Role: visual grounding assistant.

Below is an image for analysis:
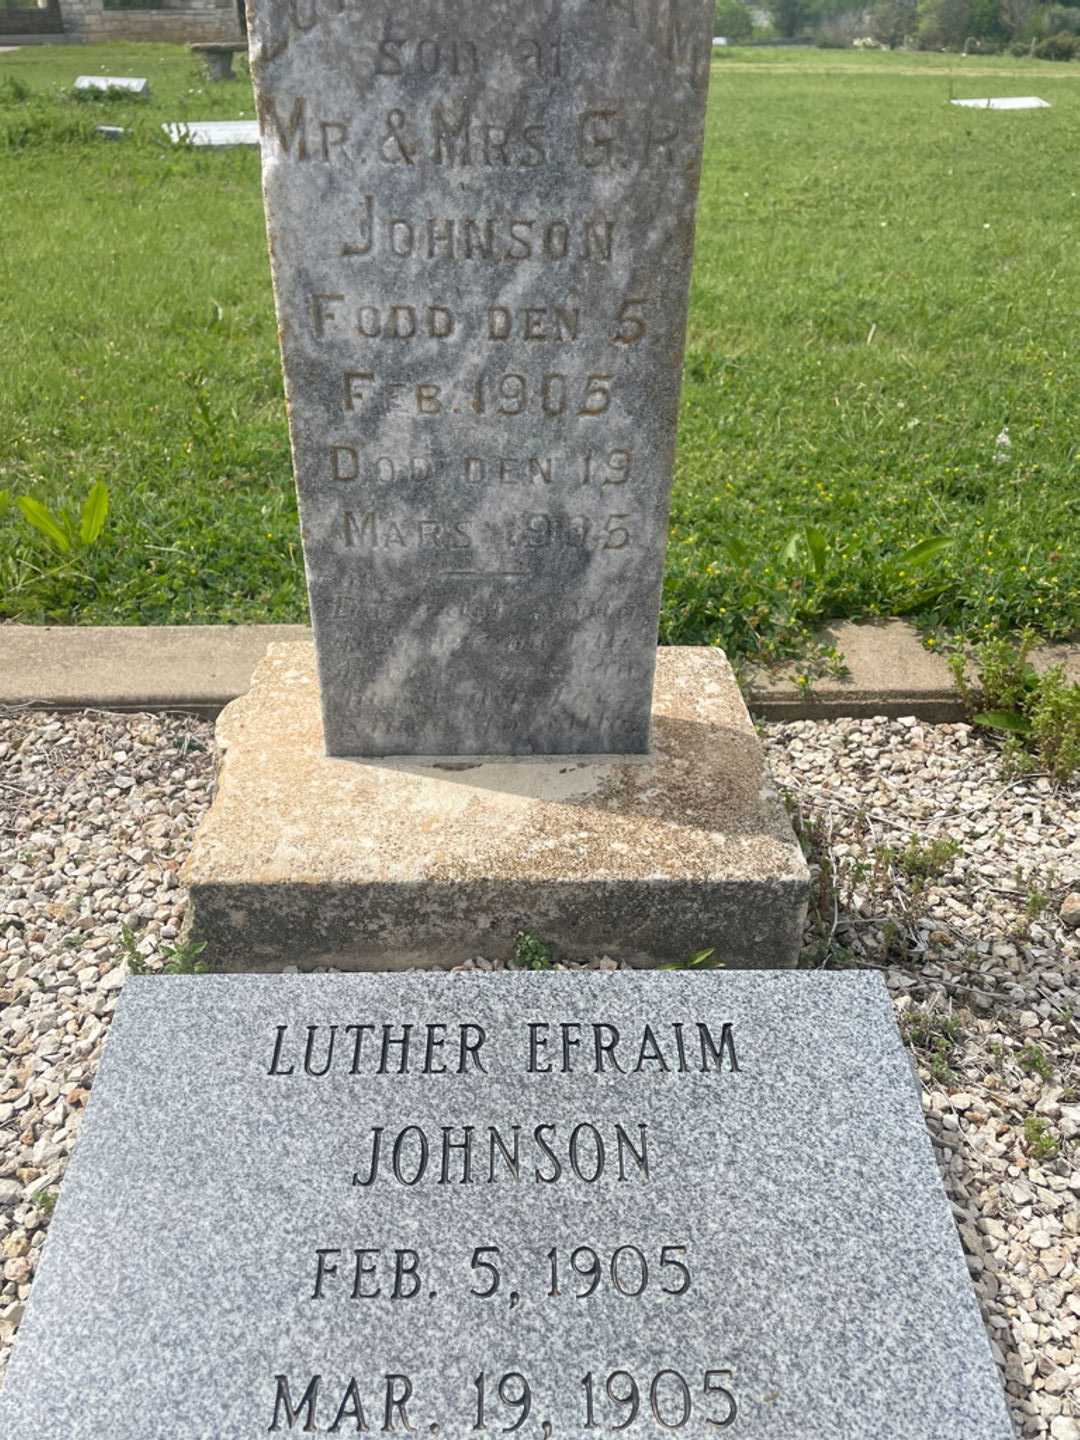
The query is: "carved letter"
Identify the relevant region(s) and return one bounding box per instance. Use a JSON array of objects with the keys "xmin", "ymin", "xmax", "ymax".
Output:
[
  {"xmin": 269, "ymin": 1375, "xmax": 321, "ymax": 1431},
  {"xmin": 268, "ymin": 1024, "xmax": 295, "ymax": 1075},
  {"xmin": 342, "ymin": 194, "xmax": 374, "ymax": 257},
  {"xmin": 262, "ymin": 95, "xmax": 307, "ymax": 158},
  {"xmin": 433, "ymin": 101, "xmax": 472, "ymax": 166},
  {"xmin": 331, "ymin": 445, "xmax": 359, "ymax": 482},
  {"xmin": 330, "ymin": 1380, "xmax": 369, "ymax": 1433}
]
